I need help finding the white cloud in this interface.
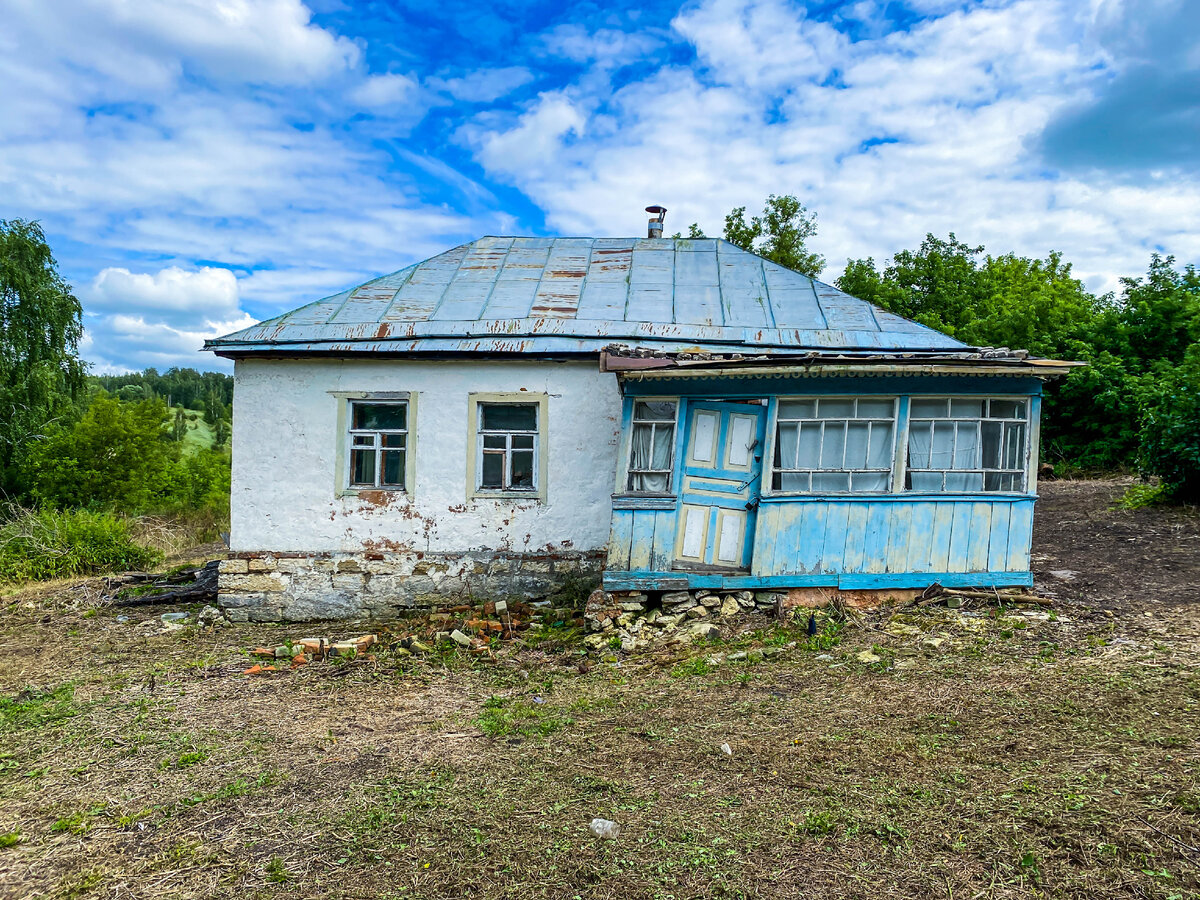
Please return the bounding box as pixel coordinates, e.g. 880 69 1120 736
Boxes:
428 67 535 103
82 265 256 372
89 266 241 323
463 92 587 178
351 72 418 108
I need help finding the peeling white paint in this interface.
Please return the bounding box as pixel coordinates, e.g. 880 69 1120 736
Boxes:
230 358 622 554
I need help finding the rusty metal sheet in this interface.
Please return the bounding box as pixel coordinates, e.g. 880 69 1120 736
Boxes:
207 236 972 357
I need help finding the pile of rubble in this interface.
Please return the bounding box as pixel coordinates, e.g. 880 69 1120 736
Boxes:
583 588 781 651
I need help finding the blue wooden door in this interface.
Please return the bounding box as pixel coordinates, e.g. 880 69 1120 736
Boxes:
674 402 767 570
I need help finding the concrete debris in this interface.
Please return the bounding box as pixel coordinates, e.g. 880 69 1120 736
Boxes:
720 743 732 756
856 650 882 664
450 629 472 647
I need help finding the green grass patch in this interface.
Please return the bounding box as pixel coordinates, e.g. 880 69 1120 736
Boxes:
0 683 78 732
476 696 573 737
0 829 20 848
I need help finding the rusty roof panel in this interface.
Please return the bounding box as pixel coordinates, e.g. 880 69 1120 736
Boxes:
206 236 971 356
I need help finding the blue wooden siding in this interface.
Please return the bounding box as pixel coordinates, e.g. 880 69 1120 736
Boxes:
605 496 1034 590
750 496 1033 580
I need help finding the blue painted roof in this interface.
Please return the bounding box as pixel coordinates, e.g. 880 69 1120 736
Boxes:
205 237 968 356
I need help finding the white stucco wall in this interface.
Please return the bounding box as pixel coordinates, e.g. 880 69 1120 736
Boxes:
230 357 622 554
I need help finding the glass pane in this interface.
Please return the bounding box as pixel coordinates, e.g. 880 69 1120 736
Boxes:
812 472 850 491
989 399 1025 419
868 423 894 468
483 434 506 449
482 403 536 431
350 449 375 486
910 398 947 418
778 399 816 419
775 423 799 468
1003 423 1026 469
950 398 984 418
382 433 406 449
819 399 854 418
381 450 404 487
511 451 534 487
953 422 979 468
651 425 674 469
856 398 894 418
634 400 676 421
352 435 375 448
353 402 405 431
980 421 1002 469
481 452 504 488
946 471 984 491
844 422 870 468
853 471 889 491
776 472 810 491
930 422 957 468
909 471 943 491
907 423 933 468
512 434 535 450
797 424 821 467
820 423 845 469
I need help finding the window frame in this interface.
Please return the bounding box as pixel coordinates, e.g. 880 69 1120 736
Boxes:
766 395 900 495
466 392 549 501
330 391 417 497
621 397 680 496
904 395 1032 494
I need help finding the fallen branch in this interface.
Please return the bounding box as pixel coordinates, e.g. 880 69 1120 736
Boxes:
940 589 1053 606
112 583 216 607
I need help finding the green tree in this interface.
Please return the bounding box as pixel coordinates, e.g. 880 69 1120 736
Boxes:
723 195 825 276
1140 349 1200 502
24 394 183 511
0 220 85 494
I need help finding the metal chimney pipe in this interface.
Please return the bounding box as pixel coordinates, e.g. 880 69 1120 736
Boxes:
645 205 667 239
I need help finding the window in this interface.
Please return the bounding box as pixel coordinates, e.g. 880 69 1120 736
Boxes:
906 398 1028 492
772 397 897 492
626 400 677 492
476 402 538 492
347 400 408 490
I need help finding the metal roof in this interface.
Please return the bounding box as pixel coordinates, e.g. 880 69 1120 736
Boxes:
205 236 969 357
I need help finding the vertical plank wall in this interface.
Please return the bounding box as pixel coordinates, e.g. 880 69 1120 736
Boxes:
751 497 1034 580
606 498 1034 585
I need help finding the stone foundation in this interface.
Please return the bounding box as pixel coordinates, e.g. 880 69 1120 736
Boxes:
217 550 603 622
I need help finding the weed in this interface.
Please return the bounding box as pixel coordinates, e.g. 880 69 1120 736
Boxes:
476 697 572 737
59 869 104 899
264 855 289 883
161 750 209 770
670 657 713 678
792 810 836 835
179 772 274 807
0 683 78 732
0 829 20 848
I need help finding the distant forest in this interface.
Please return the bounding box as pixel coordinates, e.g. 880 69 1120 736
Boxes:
92 367 233 417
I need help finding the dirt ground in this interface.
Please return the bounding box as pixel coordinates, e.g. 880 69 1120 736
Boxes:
0 480 1197 900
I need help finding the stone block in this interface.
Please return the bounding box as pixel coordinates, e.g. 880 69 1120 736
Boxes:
222 574 286 593
275 558 314 574
662 591 692 606
335 558 364 574
331 574 364 592
247 557 275 573
218 558 248 575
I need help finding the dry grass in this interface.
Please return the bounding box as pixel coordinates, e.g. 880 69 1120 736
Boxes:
0 591 1196 900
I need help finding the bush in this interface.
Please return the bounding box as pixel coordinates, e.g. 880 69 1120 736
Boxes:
0 506 161 582
1140 355 1200 503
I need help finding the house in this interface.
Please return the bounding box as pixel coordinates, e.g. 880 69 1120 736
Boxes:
204 212 1075 622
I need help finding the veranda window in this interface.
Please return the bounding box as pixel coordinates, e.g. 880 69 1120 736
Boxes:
348 401 408 489
627 400 677 492
477 403 538 492
772 398 897 492
906 398 1028 492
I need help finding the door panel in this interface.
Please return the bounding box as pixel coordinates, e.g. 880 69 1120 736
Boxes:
674 401 766 571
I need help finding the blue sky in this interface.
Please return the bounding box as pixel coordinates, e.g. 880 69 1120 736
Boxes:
1 0 1197 372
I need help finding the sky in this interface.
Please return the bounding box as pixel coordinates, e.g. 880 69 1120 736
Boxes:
1 0 1197 373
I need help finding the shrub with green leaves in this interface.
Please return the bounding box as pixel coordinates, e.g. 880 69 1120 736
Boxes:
1140 354 1200 502
0 506 160 582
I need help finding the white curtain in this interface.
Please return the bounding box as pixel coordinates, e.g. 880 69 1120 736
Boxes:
629 423 671 491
